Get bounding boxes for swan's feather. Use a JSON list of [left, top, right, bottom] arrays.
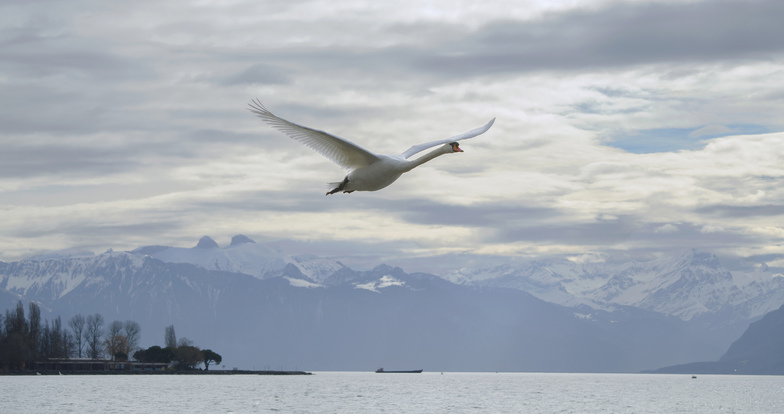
[[248, 99, 380, 170], [399, 118, 495, 159]]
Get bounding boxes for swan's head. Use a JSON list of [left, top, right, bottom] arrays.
[[449, 142, 463, 153]]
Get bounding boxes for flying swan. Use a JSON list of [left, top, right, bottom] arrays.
[[248, 99, 495, 195]]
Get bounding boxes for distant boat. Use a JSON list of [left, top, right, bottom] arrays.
[[375, 368, 423, 373], [692, 375, 697, 379]]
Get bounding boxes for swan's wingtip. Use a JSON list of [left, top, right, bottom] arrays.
[[248, 99, 274, 119], [247, 98, 268, 112], [480, 117, 496, 132]]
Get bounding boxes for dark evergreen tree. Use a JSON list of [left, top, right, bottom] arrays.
[[202, 349, 222, 370], [1, 302, 30, 369], [26, 303, 41, 362], [133, 345, 175, 363], [174, 345, 203, 370]]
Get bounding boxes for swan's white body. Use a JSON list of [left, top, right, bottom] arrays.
[[248, 99, 495, 194]]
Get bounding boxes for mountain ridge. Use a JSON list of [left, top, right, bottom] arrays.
[[3, 239, 783, 372], [443, 249, 784, 322], [0, 249, 722, 372]]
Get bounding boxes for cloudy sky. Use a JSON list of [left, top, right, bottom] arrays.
[[2, 0, 783, 272]]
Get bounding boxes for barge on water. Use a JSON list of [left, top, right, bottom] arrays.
[[375, 368, 423, 373]]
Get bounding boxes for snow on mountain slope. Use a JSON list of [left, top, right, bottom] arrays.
[[1, 251, 145, 301], [7, 240, 783, 325], [443, 249, 784, 321], [443, 258, 610, 308], [292, 254, 346, 281], [130, 235, 345, 281], [354, 275, 407, 292]]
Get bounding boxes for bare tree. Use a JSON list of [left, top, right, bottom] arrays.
[[104, 321, 126, 360], [68, 314, 85, 358], [62, 330, 75, 358], [51, 316, 66, 358], [164, 325, 176, 349], [177, 337, 194, 347], [84, 313, 105, 359], [107, 320, 123, 338], [40, 316, 68, 359], [123, 321, 141, 355]]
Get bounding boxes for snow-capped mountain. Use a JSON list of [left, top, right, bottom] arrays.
[[1, 250, 146, 303], [130, 235, 346, 281], [3, 242, 784, 371], [442, 249, 784, 322], [0, 251, 719, 372]]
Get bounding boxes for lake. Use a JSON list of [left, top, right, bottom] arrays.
[[1, 372, 783, 413]]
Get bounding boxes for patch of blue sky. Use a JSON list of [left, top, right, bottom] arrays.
[[605, 124, 771, 153]]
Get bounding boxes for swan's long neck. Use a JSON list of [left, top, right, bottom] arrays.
[[403, 145, 451, 172]]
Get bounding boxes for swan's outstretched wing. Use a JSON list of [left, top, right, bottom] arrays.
[[399, 118, 495, 159], [249, 99, 380, 170]]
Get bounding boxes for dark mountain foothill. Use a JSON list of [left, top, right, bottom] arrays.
[[649, 304, 784, 375]]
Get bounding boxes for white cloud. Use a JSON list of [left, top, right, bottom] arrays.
[[654, 224, 680, 234], [1, 0, 783, 270], [700, 225, 724, 234]]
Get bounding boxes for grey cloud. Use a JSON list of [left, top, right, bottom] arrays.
[[249, 1, 784, 83], [0, 144, 141, 178], [567, 223, 765, 269], [416, 0, 784, 77], [0, 25, 149, 81], [696, 204, 784, 218], [495, 215, 640, 246], [391, 200, 556, 228], [220, 63, 291, 85], [186, 128, 265, 147], [193, 192, 556, 230], [0, 81, 151, 136], [9, 220, 188, 261], [626, 222, 759, 252], [11, 220, 184, 241], [490, 216, 762, 262], [0, 85, 91, 134], [743, 253, 784, 267], [0, 132, 207, 179], [191, 190, 373, 215]]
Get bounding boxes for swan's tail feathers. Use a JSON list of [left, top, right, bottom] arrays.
[[326, 177, 350, 195]]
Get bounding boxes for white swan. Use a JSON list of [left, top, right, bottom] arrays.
[[248, 99, 495, 195]]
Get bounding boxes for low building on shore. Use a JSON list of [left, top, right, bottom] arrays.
[[33, 358, 168, 372]]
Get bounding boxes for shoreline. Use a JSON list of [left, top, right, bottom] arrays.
[[1, 369, 312, 376]]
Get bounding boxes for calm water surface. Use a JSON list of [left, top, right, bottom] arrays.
[[1, 372, 783, 413]]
